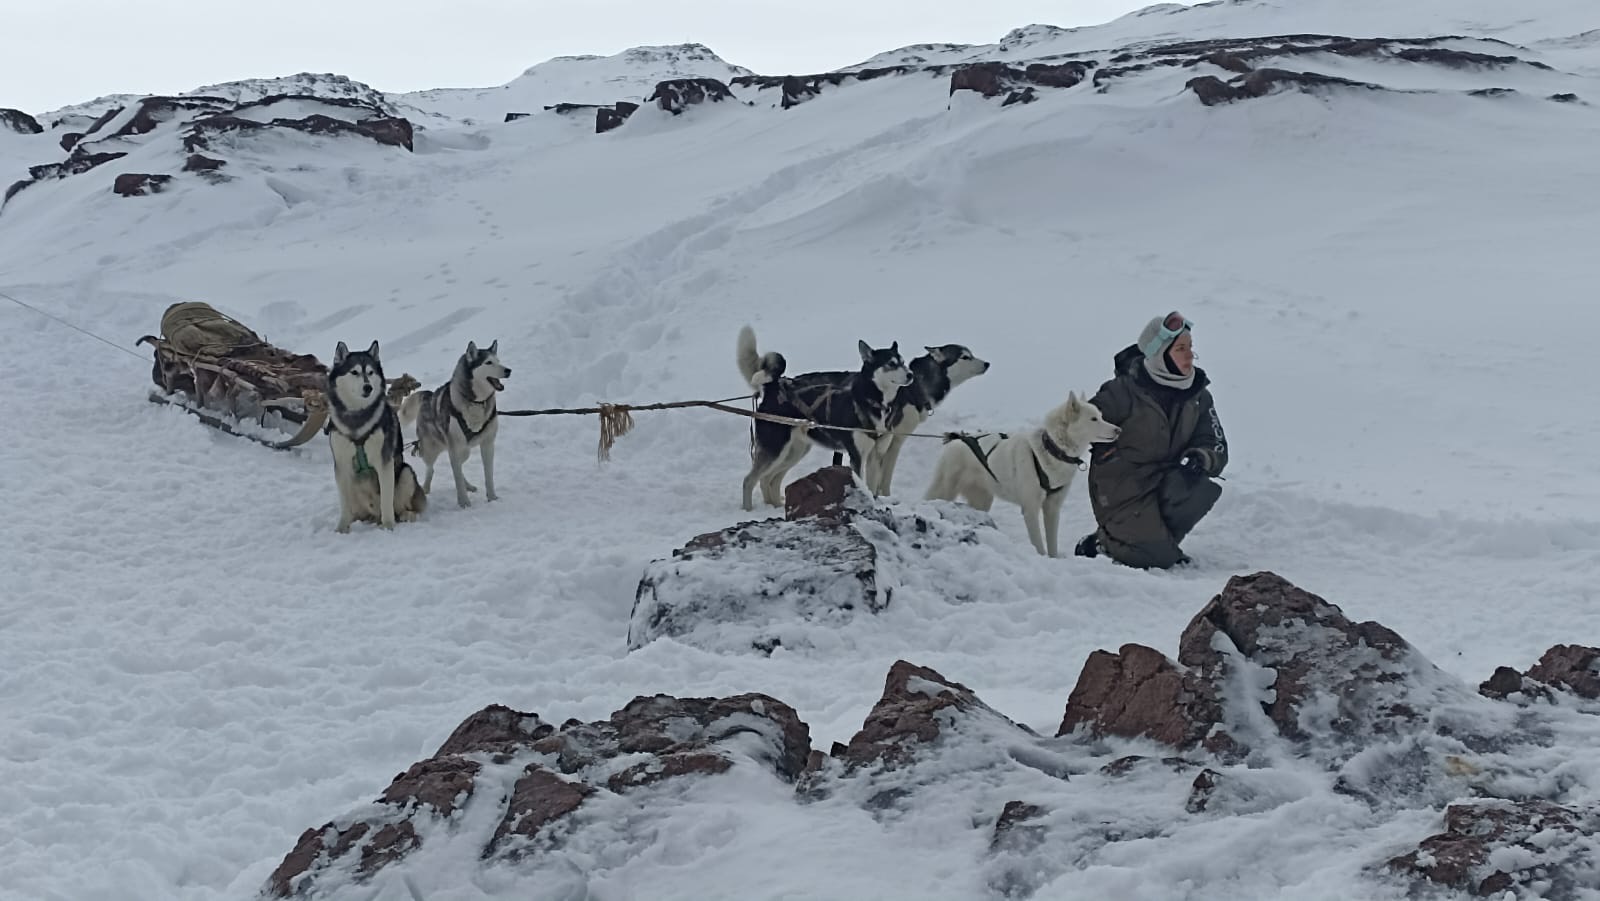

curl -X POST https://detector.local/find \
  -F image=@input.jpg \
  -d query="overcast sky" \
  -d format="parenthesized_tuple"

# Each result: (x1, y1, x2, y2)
(3, 0, 1176, 114)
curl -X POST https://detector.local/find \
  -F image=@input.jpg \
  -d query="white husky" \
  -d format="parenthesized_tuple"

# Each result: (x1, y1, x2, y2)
(924, 392, 1121, 557)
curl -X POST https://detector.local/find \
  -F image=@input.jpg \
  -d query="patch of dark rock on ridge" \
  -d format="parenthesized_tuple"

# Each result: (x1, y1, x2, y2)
(1187, 69, 1386, 105)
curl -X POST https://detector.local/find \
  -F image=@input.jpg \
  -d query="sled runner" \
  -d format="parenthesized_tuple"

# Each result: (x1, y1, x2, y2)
(137, 301, 417, 451)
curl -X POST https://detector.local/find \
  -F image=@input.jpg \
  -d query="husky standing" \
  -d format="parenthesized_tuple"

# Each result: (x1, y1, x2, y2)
(870, 343, 991, 497)
(924, 391, 1121, 557)
(735, 325, 910, 511)
(326, 340, 427, 533)
(399, 340, 511, 509)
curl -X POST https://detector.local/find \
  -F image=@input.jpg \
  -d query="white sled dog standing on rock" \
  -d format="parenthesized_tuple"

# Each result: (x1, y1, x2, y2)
(326, 340, 427, 533)
(399, 340, 511, 509)
(924, 391, 1120, 557)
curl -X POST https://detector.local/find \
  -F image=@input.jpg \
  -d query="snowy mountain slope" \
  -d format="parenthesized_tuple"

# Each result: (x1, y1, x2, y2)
(2, 2, 1600, 899)
(397, 43, 754, 125)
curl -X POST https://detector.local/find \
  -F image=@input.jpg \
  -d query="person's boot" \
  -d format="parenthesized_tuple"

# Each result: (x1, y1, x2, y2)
(1074, 532, 1100, 558)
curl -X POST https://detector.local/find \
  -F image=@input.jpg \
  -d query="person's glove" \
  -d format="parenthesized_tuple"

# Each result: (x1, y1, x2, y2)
(1178, 452, 1208, 476)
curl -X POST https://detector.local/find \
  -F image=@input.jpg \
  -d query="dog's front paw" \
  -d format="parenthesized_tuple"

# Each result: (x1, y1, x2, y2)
(457, 496, 472, 509)
(486, 491, 498, 502)
(335, 520, 352, 534)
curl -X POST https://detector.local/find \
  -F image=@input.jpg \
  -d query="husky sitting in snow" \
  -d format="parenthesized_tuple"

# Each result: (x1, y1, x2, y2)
(399, 340, 511, 509)
(924, 391, 1120, 557)
(326, 340, 426, 532)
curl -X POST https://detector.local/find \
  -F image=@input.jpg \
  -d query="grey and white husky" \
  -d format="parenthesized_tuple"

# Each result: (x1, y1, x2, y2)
(735, 325, 911, 511)
(399, 340, 511, 508)
(326, 340, 426, 532)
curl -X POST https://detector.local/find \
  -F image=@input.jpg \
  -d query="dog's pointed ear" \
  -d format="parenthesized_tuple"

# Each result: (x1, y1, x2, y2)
(367, 339, 380, 359)
(1066, 390, 1081, 412)
(924, 344, 944, 361)
(858, 340, 872, 362)
(467, 340, 478, 356)
(890, 341, 900, 355)
(335, 341, 349, 362)
(488, 339, 498, 355)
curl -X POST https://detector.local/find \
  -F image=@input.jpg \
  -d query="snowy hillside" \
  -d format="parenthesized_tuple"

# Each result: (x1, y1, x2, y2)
(3, 0, 1600, 899)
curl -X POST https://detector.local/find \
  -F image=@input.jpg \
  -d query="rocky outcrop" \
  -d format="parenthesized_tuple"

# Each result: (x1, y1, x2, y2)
(1481, 644, 1600, 702)
(949, 61, 1093, 105)
(647, 78, 735, 114)
(1386, 800, 1600, 897)
(1057, 642, 1229, 752)
(5, 149, 129, 208)
(0, 108, 42, 134)
(1187, 68, 1384, 105)
(266, 694, 811, 897)
(628, 466, 990, 653)
(731, 66, 918, 109)
(596, 101, 639, 133)
(113, 173, 172, 197)
(182, 110, 414, 154)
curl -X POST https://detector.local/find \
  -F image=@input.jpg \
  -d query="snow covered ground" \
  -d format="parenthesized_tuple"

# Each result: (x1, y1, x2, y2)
(2, 0, 1600, 898)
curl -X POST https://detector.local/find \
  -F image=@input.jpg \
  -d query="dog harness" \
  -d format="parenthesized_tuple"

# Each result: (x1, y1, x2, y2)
(952, 430, 1085, 496)
(450, 395, 496, 443)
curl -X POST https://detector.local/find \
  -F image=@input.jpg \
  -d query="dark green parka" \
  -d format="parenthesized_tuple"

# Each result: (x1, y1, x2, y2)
(1086, 344, 1228, 568)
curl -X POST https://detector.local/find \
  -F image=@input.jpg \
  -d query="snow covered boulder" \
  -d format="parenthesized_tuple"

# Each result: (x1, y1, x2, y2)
(0, 108, 42, 134)
(646, 77, 735, 114)
(1058, 571, 1485, 776)
(801, 661, 1057, 806)
(628, 466, 992, 654)
(265, 693, 811, 898)
(1385, 800, 1600, 897)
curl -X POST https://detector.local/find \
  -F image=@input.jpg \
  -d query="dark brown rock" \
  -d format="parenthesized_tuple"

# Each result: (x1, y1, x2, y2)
(1549, 93, 1581, 103)
(0, 108, 42, 134)
(731, 66, 919, 110)
(1177, 571, 1426, 747)
(379, 756, 481, 814)
(182, 153, 226, 173)
(504, 111, 531, 121)
(267, 693, 811, 896)
(950, 61, 1091, 100)
(784, 465, 856, 521)
(1527, 644, 1600, 699)
(1386, 800, 1600, 897)
(1058, 643, 1225, 750)
(834, 660, 1033, 771)
(596, 101, 639, 134)
(989, 800, 1047, 853)
(1187, 68, 1384, 106)
(486, 766, 594, 854)
(647, 78, 735, 115)
(1204, 51, 1254, 73)
(113, 173, 173, 197)
(59, 132, 83, 151)
(183, 106, 414, 154)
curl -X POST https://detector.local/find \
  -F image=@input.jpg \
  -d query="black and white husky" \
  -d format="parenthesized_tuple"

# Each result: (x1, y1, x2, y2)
(326, 340, 426, 533)
(735, 325, 910, 511)
(872, 344, 991, 496)
(399, 340, 511, 509)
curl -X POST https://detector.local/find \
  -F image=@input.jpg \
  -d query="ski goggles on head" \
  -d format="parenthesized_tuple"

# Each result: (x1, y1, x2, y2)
(1142, 310, 1193, 358)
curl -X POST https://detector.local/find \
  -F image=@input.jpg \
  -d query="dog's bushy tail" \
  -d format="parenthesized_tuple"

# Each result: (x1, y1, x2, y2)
(398, 390, 427, 428)
(735, 325, 785, 390)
